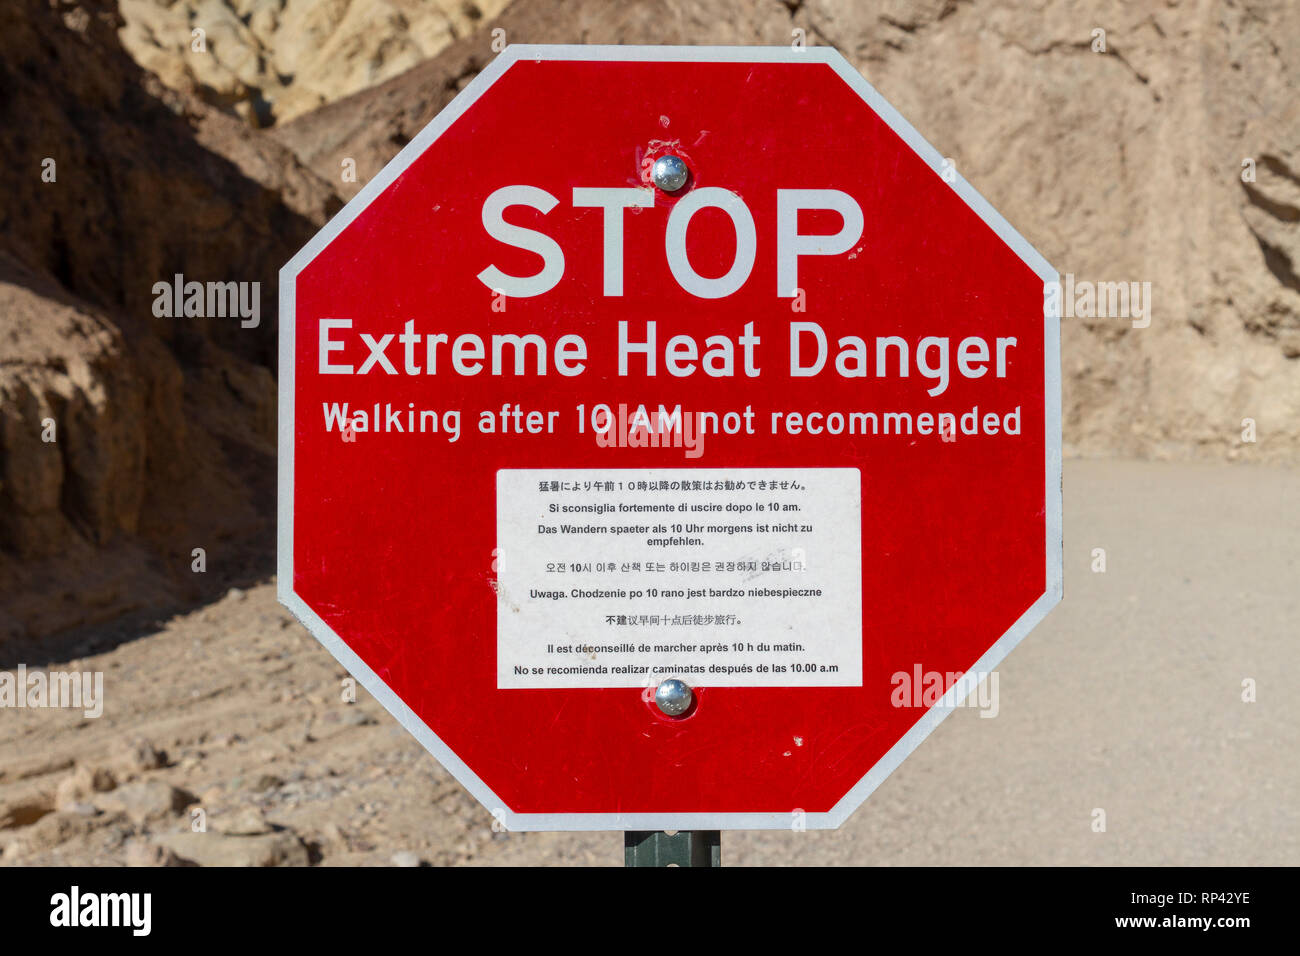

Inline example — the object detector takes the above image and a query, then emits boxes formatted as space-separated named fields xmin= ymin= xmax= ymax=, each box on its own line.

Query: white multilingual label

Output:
xmin=496 ymin=468 xmax=862 ymax=688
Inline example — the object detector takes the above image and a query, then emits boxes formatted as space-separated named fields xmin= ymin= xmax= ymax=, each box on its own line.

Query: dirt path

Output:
xmin=2 ymin=459 xmax=1296 ymax=866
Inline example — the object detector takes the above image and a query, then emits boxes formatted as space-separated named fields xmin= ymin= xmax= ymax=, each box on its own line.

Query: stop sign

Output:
xmin=279 ymin=45 xmax=1061 ymax=830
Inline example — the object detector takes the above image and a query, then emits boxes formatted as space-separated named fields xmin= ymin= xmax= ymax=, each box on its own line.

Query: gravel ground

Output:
xmin=1 ymin=459 xmax=1295 ymax=866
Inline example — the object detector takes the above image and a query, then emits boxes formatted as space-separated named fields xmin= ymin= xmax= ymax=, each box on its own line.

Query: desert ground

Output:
xmin=2 ymin=459 xmax=1294 ymax=866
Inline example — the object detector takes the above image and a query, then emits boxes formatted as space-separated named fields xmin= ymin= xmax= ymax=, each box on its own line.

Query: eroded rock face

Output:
xmin=0 ymin=0 xmax=342 ymax=651
xmin=795 ymin=0 xmax=1300 ymax=461
xmin=0 ymin=255 xmax=144 ymax=558
xmin=2 ymin=0 xmax=1297 ymax=652
xmin=270 ymin=0 xmax=800 ymax=197
xmin=116 ymin=0 xmax=512 ymax=126
xmin=272 ymin=0 xmax=1300 ymax=462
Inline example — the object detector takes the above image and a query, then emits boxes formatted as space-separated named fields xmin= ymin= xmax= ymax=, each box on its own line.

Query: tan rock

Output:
xmin=211 ymin=806 xmax=274 ymax=836
xmin=113 ymin=737 xmax=167 ymax=774
xmin=11 ymin=811 xmax=98 ymax=854
xmin=96 ymin=780 xmax=197 ymax=824
xmin=118 ymin=0 xmax=511 ymax=125
xmin=125 ymin=838 xmax=199 ymax=867
xmin=54 ymin=765 xmax=117 ymax=810
xmin=154 ymin=828 xmax=311 ymax=866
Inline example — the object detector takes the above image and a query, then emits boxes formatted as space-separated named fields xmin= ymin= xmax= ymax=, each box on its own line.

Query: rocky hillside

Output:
xmin=272 ymin=0 xmax=1300 ymax=462
xmin=2 ymin=0 xmax=1297 ymax=652
xmin=117 ymin=0 xmax=511 ymax=125
xmin=0 ymin=0 xmax=339 ymax=652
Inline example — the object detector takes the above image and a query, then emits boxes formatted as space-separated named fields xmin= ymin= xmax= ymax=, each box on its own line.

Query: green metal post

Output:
xmin=624 ymin=830 xmax=721 ymax=867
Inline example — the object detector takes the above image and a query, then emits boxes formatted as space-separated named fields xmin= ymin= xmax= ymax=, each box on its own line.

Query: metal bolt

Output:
xmin=652 ymin=155 xmax=689 ymax=192
xmin=654 ymin=678 xmax=693 ymax=716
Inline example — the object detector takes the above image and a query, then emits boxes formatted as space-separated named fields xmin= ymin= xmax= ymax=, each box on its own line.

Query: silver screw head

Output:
xmin=654 ymin=678 xmax=694 ymax=716
xmin=652 ymin=155 xmax=689 ymax=192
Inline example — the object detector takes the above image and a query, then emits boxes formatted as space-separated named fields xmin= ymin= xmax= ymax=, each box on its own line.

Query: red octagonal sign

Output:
xmin=279 ymin=45 xmax=1062 ymax=830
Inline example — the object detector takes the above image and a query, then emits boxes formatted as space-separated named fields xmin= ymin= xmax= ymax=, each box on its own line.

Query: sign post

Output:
xmin=625 ymin=831 xmax=720 ymax=868
xmin=279 ymin=45 xmax=1062 ymax=848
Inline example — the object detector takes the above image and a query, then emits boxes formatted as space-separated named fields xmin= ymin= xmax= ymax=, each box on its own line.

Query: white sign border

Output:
xmin=278 ymin=43 xmax=1063 ymax=832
